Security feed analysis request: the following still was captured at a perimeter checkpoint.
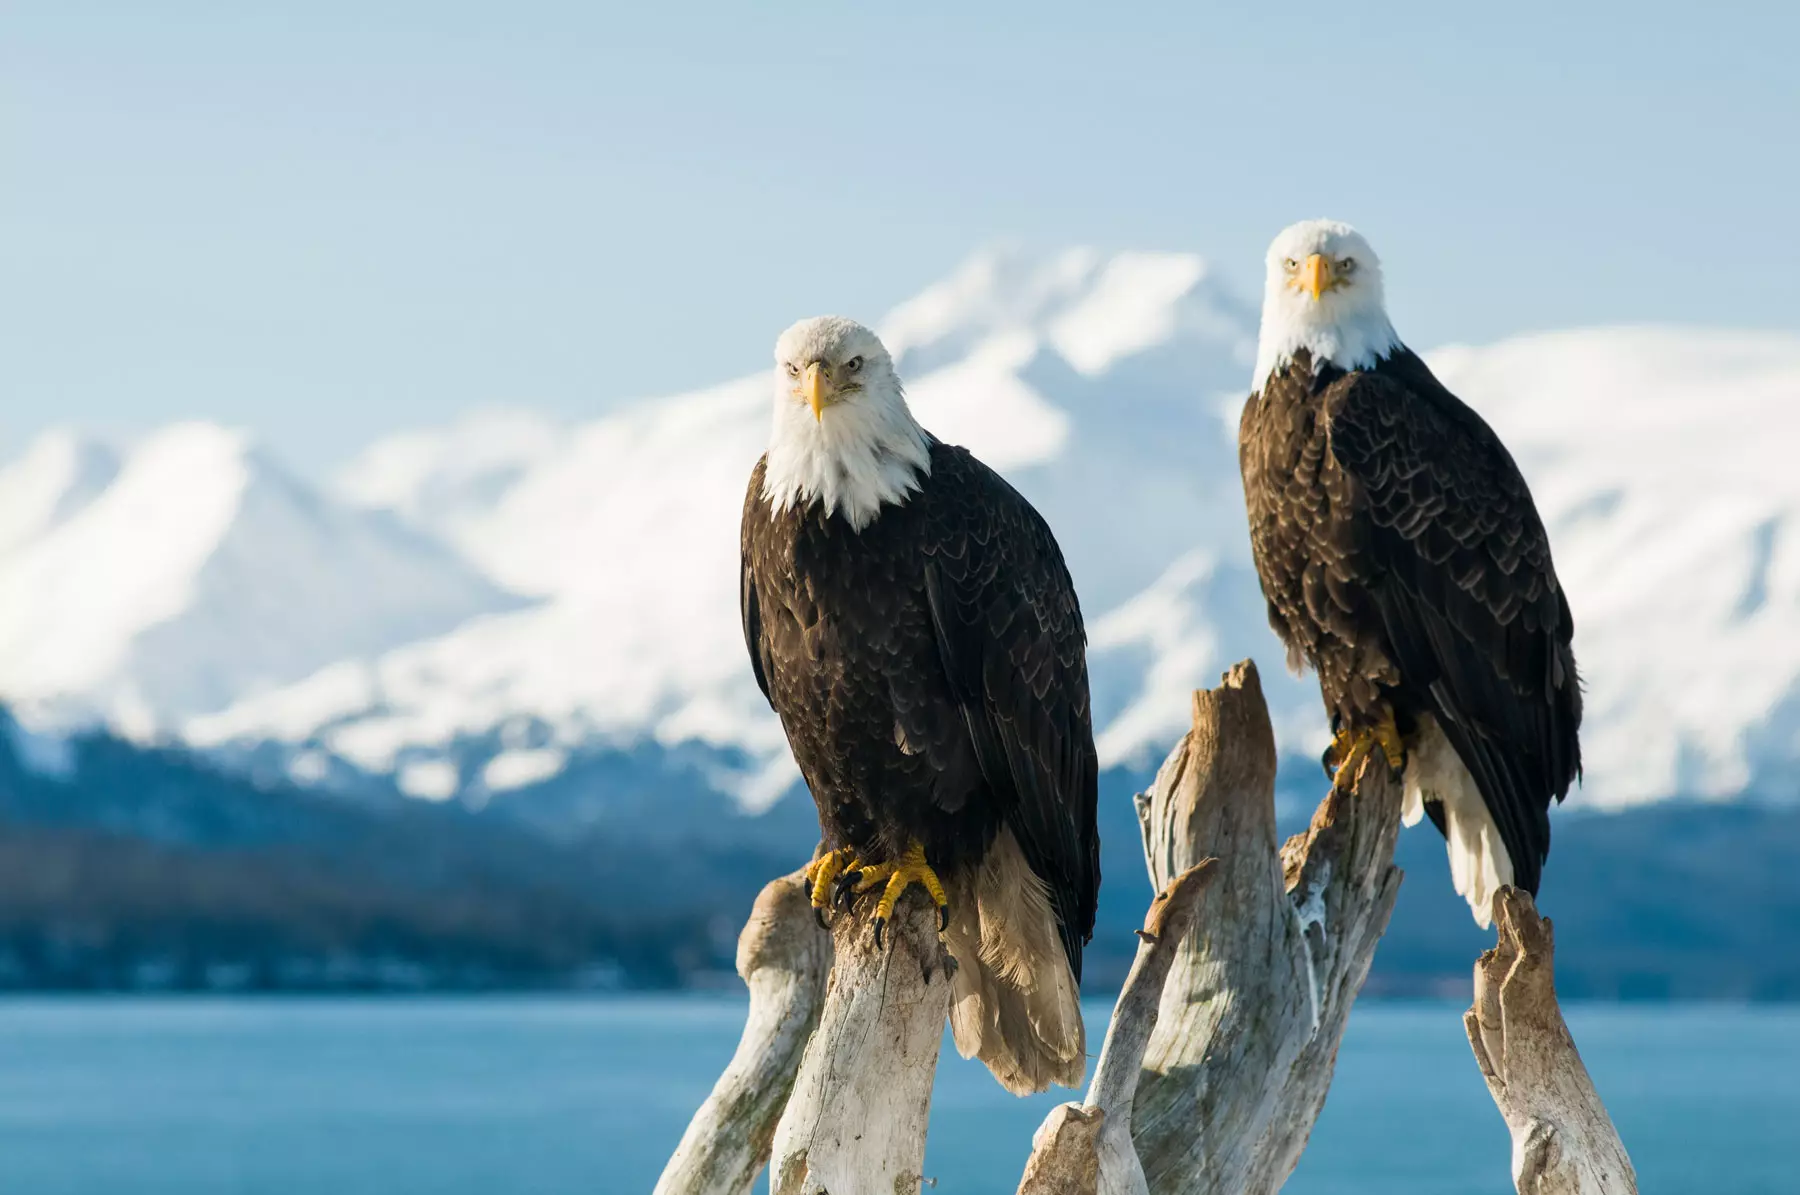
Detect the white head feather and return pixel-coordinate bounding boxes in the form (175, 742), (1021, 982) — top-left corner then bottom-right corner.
(1251, 219), (1402, 392)
(762, 316), (931, 531)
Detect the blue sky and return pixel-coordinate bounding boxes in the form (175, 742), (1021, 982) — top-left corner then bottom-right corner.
(6, 2), (1797, 473)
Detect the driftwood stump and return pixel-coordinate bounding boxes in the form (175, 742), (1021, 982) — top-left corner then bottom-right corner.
(1467, 888), (1637, 1195)
(769, 890), (952, 1195)
(653, 868), (830, 1195)
(1130, 659), (1404, 1194)
(658, 658), (1635, 1194)
(1017, 859), (1219, 1195)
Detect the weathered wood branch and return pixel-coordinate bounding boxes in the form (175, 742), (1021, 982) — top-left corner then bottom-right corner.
(770, 889), (952, 1195)
(1466, 888), (1637, 1195)
(660, 657), (1636, 1195)
(653, 866), (831, 1195)
(1129, 659), (1405, 1195)
(1016, 859), (1220, 1195)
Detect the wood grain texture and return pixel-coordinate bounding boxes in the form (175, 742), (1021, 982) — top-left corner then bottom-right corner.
(1017, 860), (1219, 1195)
(770, 889), (952, 1195)
(1466, 889), (1637, 1194)
(1129, 659), (1404, 1195)
(653, 867), (831, 1195)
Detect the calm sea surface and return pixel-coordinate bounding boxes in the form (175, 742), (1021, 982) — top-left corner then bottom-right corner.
(0, 997), (1792, 1194)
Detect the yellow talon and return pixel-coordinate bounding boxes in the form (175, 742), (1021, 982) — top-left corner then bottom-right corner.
(1329, 706), (1407, 794)
(1332, 733), (1374, 794)
(850, 841), (951, 946)
(1323, 725), (1355, 776)
(1373, 705), (1406, 773)
(805, 847), (859, 924)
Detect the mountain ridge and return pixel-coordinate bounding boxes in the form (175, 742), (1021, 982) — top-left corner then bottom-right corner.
(4, 248), (1799, 817)
(0, 422), (523, 741)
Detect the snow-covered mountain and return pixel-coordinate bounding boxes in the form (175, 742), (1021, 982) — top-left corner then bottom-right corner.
(0, 423), (520, 737)
(6, 248), (1800, 814)
(187, 248), (1269, 806)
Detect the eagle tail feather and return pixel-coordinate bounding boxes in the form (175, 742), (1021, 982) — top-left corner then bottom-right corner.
(1406, 716), (1518, 927)
(945, 830), (1085, 1096)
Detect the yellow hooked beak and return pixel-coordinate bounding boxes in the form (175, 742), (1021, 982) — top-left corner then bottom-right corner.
(1296, 253), (1339, 300)
(1298, 253), (1332, 301)
(803, 362), (831, 422)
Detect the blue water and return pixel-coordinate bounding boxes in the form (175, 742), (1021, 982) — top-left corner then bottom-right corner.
(0, 999), (1791, 1194)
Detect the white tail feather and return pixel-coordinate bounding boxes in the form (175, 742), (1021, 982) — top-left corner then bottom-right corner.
(1404, 716), (1515, 928)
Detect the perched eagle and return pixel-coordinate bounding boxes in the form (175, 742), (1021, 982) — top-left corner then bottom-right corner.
(739, 316), (1100, 1094)
(1238, 220), (1582, 927)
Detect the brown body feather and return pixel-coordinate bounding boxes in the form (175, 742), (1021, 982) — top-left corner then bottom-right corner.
(1239, 347), (1582, 895)
(740, 440), (1098, 1092)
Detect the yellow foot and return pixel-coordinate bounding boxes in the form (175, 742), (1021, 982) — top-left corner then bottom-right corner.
(1373, 705), (1407, 773)
(804, 847), (861, 927)
(1327, 707), (1407, 794)
(849, 840), (951, 948)
(1321, 725), (1355, 778)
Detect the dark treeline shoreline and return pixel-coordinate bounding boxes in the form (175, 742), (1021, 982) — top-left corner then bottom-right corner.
(5, 709), (1798, 1002)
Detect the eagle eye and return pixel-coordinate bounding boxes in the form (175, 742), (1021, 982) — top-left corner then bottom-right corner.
(785, 363), (800, 378)
(1339, 257), (1357, 275)
(1282, 257), (1298, 272)
(845, 356), (864, 374)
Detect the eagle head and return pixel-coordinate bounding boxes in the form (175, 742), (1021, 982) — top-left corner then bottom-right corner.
(774, 316), (897, 424)
(763, 316), (930, 530)
(1252, 219), (1401, 391)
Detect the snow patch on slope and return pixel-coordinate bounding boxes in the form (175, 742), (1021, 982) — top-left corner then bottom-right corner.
(0, 430), (120, 560)
(0, 423), (522, 734)
(335, 409), (562, 556)
(193, 374), (793, 803)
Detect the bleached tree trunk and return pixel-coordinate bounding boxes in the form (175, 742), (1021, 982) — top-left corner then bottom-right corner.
(1016, 859), (1219, 1195)
(658, 657), (1635, 1195)
(653, 867), (831, 1195)
(1466, 888), (1637, 1195)
(769, 890), (952, 1195)
(1128, 659), (1405, 1195)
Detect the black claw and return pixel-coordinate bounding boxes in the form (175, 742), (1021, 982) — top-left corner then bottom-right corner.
(813, 905), (829, 930)
(1319, 745), (1337, 779)
(873, 918), (887, 951)
(937, 905), (950, 932)
(834, 871), (862, 910)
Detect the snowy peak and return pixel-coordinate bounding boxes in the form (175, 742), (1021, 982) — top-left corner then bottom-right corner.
(882, 247), (1252, 380)
(0, 423), (257, 721)
(0, 429), (121, 560)
(0, 422), (520, 734)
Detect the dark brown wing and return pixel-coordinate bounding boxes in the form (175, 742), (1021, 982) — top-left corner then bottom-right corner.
(739, 456), (773, 704)
(918, 444), (1100, 974)
(1326, 353), (1581, 894)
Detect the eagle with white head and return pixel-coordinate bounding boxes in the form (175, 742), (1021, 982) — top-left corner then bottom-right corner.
(1238, 219), (1583, 926)
(740, 316), (1100, 1094)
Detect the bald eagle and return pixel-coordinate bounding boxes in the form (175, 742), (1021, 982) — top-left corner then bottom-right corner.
(1238, 220), (1582, 927)
(739, 316), (1099, 1094)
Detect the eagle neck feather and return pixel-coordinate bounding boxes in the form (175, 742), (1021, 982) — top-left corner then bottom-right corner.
(1253, 302), (1401, 393)
(761, 385), (932, 531)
